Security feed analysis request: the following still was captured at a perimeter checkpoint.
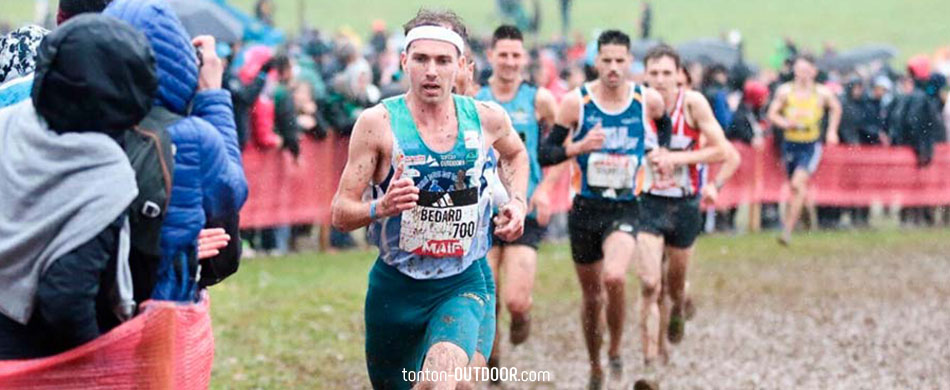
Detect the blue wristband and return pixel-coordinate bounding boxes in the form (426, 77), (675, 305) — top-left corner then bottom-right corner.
(369, 201), (378, 220)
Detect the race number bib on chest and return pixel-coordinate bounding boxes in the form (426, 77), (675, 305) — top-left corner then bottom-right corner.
(399, 187), (480, 258)
(587, 152), (639, 193)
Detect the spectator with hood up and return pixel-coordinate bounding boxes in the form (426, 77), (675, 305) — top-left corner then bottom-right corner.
(0, 13), (157, 359)
(104, 0), (248, 302)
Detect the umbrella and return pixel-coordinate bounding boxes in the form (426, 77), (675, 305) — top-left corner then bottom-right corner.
(167, 0), (243, 44)
(676, 38), (741, 67)
(819, 44), (897, 71)
(631, 39), (661, 60)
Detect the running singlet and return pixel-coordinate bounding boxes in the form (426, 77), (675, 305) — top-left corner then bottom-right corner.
(574, 82), (647, 201)
(366, 94), (493, 279)
(475, 82), (542, 200)
(647, 89), (706, 198)
(781, 86), (823, 143)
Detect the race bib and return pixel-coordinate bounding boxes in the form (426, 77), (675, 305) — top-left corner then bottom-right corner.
(586, 152), (639, 194)
(647, 134), (696, 196)
(399, 187), (480, 258)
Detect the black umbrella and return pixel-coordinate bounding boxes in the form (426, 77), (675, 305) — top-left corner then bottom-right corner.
(676, 38), (740, 67)
(819, 44), (897, 71)
(631, 39), (661, 60)
(167, 0), (243, 44)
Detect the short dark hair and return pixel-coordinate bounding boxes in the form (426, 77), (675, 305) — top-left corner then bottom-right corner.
(597, 30), (630, 51)
(794, 53), (816, 65)
(491, 25), (523, 47)
(643, 44), (680, 69)
(403, 8), (469, 42)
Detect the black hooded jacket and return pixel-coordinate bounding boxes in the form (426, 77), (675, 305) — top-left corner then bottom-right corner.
(0, 14), (157, 360)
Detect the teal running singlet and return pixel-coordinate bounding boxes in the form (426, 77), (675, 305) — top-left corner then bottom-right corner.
(475, 82), (542, 200)
(367, 94), (493, 279)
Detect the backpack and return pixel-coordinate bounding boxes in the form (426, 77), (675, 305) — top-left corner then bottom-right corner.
(123, 107), (178, 303)
(125, 107), (177, 257)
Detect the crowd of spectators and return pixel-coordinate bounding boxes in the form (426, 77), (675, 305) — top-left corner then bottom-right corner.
(220, 0), (950, 253)
(5, 0), (944, 259)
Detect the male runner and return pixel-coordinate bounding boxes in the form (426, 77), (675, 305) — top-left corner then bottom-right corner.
(766, 54), (841, 245)
(475, 25), (560, 369)
(638, 45), (740, 367)
(540, 30), (667, 389)
(330, 10), (528, 390)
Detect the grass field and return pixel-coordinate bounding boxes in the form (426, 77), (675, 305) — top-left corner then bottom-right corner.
(208, 228), (950, 389)
(3, 0), (949, 65)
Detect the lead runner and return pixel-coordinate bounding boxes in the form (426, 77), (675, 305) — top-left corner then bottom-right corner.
(330, 9), (529, 390)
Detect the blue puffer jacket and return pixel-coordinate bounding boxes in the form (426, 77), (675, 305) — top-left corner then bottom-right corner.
(104, 0), (248, 301)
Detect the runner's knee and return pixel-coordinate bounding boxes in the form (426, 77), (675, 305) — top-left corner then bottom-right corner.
(504, 294), (531, 316)
(603, 271), (626, 292)
(581, 289), (604, 307)
(640, 277), (660, 299)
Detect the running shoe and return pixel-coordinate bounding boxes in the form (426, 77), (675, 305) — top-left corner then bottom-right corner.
(777, 232), (791, 246)
(509, 314), (531, 345)
(588, 369), (604, 390)
(633, 378), (659, 390)
(488, 355), (501, 386)
(608, 355), (623, 380)
(667, 312), (685, 344)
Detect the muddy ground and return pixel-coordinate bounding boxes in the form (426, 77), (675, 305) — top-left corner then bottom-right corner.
(491, 243), (950, 389)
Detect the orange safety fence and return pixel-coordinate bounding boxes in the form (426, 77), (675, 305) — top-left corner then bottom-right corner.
(239, 136), (950, 228)
(0, 295), (214, 390)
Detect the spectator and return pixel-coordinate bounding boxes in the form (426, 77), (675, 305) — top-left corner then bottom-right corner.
(867, 75), (894, 145)
(559, 0), (572, 37)
(272, 53), (301, 158)
(323, 59), (379, 136)
(255, 0), (275, 27)
(497, 0), (540, 33)
(368, 19), (388, 55)
(640, 1), (652, 39)
(105, 0), (249, 301)
(701, 63), (735, 129)
(836, 78), (875, 228)
(293, 81), (329, 139)
(227, 51), (273, 149)
(716, 80), (769, 231)
(726, 80), (769, 145)
(838, 78), (870, 145)
(0, 14), (156, 359)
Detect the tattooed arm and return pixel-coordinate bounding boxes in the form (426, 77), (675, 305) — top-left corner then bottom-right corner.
(331, 105), (419, 231)
(478, 101), (529, 241)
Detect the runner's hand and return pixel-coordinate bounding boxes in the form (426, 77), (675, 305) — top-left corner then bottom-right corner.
(825, 131), (839, 145)
(700, 184), (719, 208)
(647, 148), (676, 189)
(197, 228), (230, 259)
(529, 191), (551, 227)
(494, 197), (526, 242)
(648, 147), (676, 172)
(578, 122), (606, 153)
(192, 35), (224, 91)
(378, 163), (419, 218)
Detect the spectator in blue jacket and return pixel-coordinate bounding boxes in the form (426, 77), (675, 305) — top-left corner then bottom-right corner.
(104, 0), (248, 302)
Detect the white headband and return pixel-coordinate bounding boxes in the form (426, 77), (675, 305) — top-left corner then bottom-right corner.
(403, 25), (465, 54)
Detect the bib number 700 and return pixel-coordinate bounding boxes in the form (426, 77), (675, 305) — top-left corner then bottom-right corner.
(453, 221), (477, 238)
